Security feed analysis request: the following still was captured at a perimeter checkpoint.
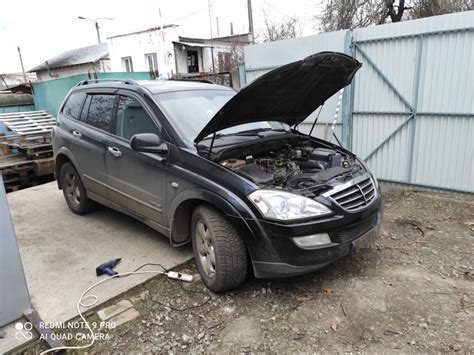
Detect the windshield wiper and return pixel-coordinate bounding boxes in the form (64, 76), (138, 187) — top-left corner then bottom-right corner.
(234, 128), (287, 136)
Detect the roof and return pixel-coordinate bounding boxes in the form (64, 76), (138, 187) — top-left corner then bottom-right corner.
(178, 33), (252, 45)
(29, 43), (109, 72)
(173, 41), (212, 48)
(107, 24), (179, 39)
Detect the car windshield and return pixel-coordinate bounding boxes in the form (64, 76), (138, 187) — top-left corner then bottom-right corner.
(154, 90), (290, 142)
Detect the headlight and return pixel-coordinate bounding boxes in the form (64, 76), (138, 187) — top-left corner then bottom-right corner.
(249, 190), (332, 221)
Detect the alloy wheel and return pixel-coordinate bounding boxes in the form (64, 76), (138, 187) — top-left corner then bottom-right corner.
(195, 220), (216, 278)
(64, 172), (81, 207)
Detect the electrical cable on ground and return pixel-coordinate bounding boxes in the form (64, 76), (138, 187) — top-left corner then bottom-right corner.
(39, 263), (206, 354)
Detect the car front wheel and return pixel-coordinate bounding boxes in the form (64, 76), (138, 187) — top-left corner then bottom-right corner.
(191, 205), (248, 292)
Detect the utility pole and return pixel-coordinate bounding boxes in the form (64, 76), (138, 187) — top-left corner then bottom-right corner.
(78, 16), (113, 44)
(230, 22), (234, 35)
(247, 0), (254, 44)
(208, 0), (215, 73)
(216, 17), (220, 38)
(95, 21), (101, 43)
(17, 47), (27, 84)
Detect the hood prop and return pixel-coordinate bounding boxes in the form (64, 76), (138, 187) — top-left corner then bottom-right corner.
(307, 103), (324, 137)
(207, 132), (217, 158)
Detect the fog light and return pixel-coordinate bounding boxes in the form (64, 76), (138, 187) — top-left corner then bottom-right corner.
(293, 233), (331, 247)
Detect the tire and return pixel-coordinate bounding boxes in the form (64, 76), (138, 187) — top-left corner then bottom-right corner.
(60, 162), (96, 214)
(191, 205), (248, 292)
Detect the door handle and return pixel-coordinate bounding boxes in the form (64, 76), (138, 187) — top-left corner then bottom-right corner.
(72, 130), (82, 139)
(108, 147), (122, 158)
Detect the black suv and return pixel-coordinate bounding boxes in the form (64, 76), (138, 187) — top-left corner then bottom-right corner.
(53, 52), (382, 292)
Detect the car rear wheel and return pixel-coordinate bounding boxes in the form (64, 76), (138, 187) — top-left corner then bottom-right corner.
(60, 162), (96, 214)
(191, 205), (247, 292)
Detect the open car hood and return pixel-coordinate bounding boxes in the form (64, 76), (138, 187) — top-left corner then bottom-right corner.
(195, 52), (361, 143)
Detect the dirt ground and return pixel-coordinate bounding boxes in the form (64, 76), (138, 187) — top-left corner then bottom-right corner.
(21, 188), (473, 353)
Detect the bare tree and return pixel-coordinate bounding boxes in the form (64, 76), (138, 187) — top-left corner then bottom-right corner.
(261, 8), (302, 42)
(318, 0), (388, 31)
(229, 41), (245, 67)
(410, 0), (473, 18)
(382, 0), (413, 23)
(318, 0), (472, 31)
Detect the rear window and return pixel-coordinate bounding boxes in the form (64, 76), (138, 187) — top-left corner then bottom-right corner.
(63, 91), (86, 119)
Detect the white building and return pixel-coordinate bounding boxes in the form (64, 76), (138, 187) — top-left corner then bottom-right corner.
(107, 25), (251, 78)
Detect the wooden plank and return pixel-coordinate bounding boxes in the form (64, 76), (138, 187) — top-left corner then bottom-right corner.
(5, 119), (56, 126)
(0, 114), (53, 123)
(8, 121), (56, 126)
(9, 128), (55, 134)
(0, 112), (49, 119)
(0, 110), (48, 118)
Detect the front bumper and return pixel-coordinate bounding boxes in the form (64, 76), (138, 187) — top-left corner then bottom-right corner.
(245, 192), (382, 278)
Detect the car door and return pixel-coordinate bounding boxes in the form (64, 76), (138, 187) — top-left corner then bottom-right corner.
(104, 91), (168, 227)
(62, 90), (117, 199)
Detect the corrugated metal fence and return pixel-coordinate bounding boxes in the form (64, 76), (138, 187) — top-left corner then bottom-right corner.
(244, 11), (474, 193)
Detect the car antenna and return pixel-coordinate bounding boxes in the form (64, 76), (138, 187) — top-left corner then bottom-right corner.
(308, 103), (324, 137)
(208, 132), (217, 158)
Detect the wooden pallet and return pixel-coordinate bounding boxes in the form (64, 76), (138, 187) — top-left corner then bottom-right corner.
(0, 139), (53, 158)
(0, 154), (55, 192)
(0, 110), (56, 145)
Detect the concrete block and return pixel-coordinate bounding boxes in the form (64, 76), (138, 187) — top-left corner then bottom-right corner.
(97, 300), (133, 321)
(107, 308), (140, 328)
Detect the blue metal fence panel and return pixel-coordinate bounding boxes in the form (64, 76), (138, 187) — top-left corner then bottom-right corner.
(351, 12), (474, 193)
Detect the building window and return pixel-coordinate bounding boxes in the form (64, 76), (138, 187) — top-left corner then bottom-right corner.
(145, 53), (158, 73)
(122, 57), (134, 72)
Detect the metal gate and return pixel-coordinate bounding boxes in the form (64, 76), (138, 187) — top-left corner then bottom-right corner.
(244, 12), (474, 193)
(350, 18), (474, 193)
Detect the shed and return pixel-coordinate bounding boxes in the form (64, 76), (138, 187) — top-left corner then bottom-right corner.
(28, 43), (110, 81)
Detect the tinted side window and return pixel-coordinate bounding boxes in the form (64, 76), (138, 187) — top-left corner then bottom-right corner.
(113, 96), (160, 140)
(83, 94), (116, 131)
(63, 91), (86, 119)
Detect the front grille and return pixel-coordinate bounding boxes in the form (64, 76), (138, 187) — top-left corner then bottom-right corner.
(329, 176), (376, 211)
(337, 213), (378, 244)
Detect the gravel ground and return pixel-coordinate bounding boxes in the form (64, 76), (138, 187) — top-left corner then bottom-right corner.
(21, 188), (473, 353)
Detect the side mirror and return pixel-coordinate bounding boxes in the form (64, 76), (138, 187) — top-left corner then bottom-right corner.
(130, 133), (168, 154)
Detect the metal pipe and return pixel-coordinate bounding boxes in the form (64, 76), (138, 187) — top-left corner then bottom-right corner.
(407, 34), (424, 182)
(247, 0), (254, 44)
(208, 0), (215, 72)
(353, 26), (473, 44)
(364, 114), (414, 161)
(17, 47), (28, 84)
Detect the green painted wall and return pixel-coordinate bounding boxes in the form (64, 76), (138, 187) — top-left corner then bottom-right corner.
(32, 72), (153, 116)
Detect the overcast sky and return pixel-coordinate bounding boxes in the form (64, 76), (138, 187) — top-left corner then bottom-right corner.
(0, 0), (321, 74)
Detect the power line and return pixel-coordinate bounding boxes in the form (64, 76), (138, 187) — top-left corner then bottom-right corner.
(163, 5), (212, 26)
(261, 0), (297, 21)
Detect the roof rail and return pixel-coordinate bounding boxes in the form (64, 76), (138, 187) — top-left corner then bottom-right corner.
(167, 78), (215, 84)
(76, 78), (139, 86)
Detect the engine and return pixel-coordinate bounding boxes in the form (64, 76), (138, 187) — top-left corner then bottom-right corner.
(219, 142), (362, 193)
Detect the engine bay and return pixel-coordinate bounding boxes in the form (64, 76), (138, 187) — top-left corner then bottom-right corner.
(219, 140), (364, 195)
